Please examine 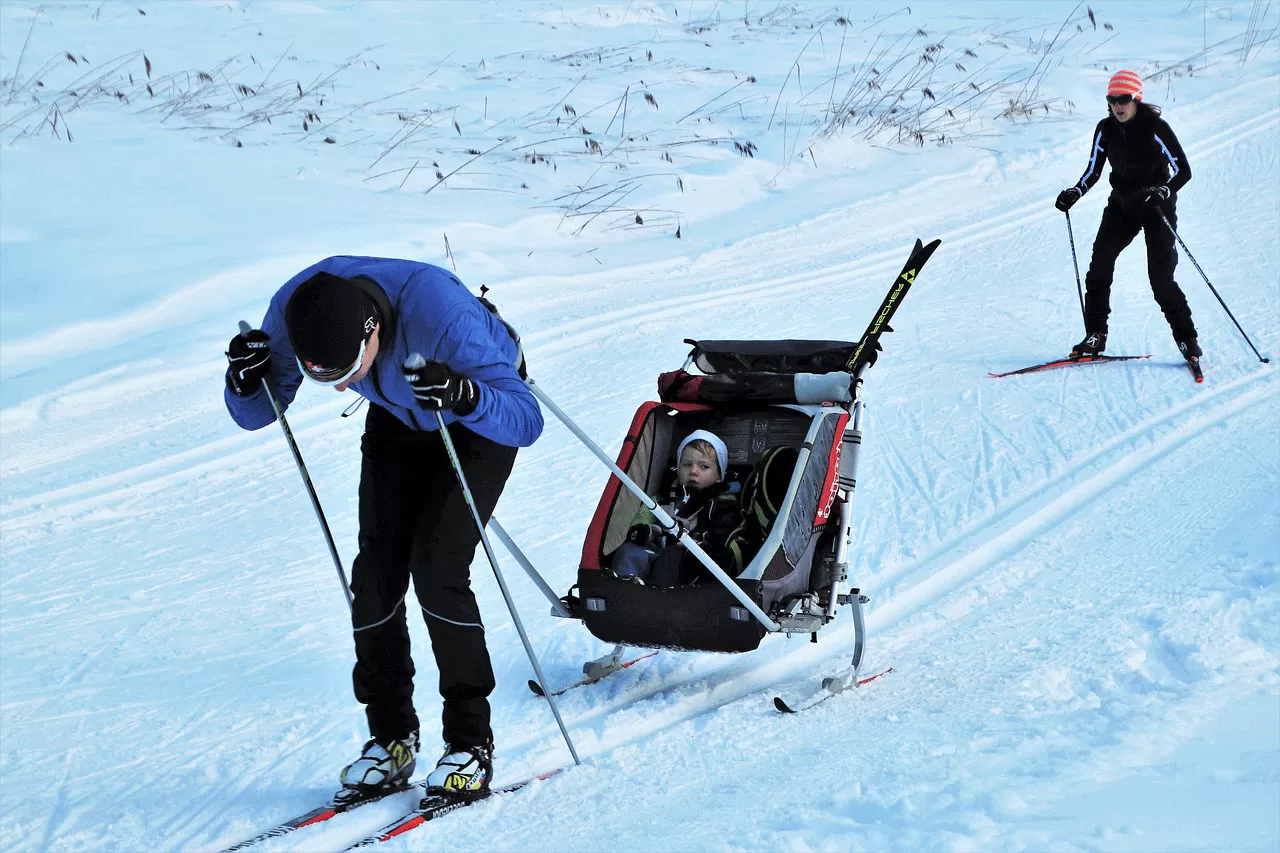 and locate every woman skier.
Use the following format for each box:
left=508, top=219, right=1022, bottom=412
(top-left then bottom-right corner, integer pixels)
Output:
left=1054, top=69, right=1201, bottom=375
